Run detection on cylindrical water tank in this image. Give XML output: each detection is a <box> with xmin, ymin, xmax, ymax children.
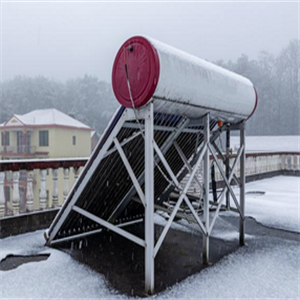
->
<box><xmin>112</xmin><ymin>36</ymin><xmax>257</xmax><ymax>123</ymax></box>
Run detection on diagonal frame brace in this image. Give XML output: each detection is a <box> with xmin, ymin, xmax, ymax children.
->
<box><xmin>107</xmin><ymin>117</ymin><xmax>191</xmax><ymax>223</ymax></box>
<box><xmin>72</xmin><ymin>205</ymin><xmax>146</xmax><ymax>248</ymax></box>
<box><xmin>208</xmin><ymin>143</ymin><xmax>245</xmax><ymax>235</ymax></box>
<box><xmin>208</xmin><ymin>186</ymin><xmax>228</xmax><ymax>235</ymax></box>
<box><xmin>152</xmin><ymin>140</ymin><xmax>182</xmax><ymax>189</ymax></box>
<box><xmin>173</xmin><ymin>141</ymin><xmax>203</xmax><ymax>190</ymax></box>
<box><xmin>104</xmin><ymin>131</ymin><xmax>144</xmax><ymax>159</ymax></box>
<box><xmin>183</xmin><ymin>195</ymin><xmax>207</xmax><ymax>233</ymax></box>
<box><xmin>211</xmin><ymin>140</ymin><xmax>240</xmax><ymax>187</ymax></box>
<box><xmin>153</xmin><ymin>140</ymin><xmax>207</xmax><ymax>234</ymax></box>
<box><xmin>208</xmin><ymin>142</ymin><xmax>244</xmax><ymax>218</ymax></box>
<box><xmin>50</xmin><ymin>219</ymin><xmax>143</xmax><ymax>245</ymax></box>
<box><xmin>113</xmin><ymin>137</ymin><xmax>145</xmax><ymax>206</ymax></box>
<box><xmin>153</xmin><ymin>144</ymin><xmax>208</xmax><ymax>258</ymax></box>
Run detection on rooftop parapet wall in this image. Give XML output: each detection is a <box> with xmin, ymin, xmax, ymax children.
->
<box><xmin>0</xmin><ymin>151</ymin><xmax>299</xmax><ymax>238</ymax></box>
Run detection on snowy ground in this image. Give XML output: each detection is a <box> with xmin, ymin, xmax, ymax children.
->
<box><xmin>231</xmin><ymin>135</ymin><xmax>300</xmax><ymax>152</ymax></box>
<box><xmin>0</xmin><ymin>232</ymin><xmax>121</xmax><ymax>299</ymax></box>
<box><xmin>1</xmin><ymin>176</ymin><xmax>299</xmax><ymax>299</ymax></box>
<box><xmin>242</xmin><ymin>176</ymin><xmax>300</xmax><ymax>233</ymax></box>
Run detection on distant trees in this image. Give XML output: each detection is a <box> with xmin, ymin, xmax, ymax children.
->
<box><xmin>215</xmin><ymin>40</ymin><xmax>299</xmax><ymax>135</ymax></box>
<box><xmin>0</xmin><ymin>40</ymin><xmax>299</xmax><ymax>136</ymax></box>
<box><xmin>0</xmin><ymin>75</ymin><xmax>119</xmax><ymax>134</ymax></box>
<box><xmin>59</xmin><ymin>75</ymin><xmax>119</xmax><ymax>134</ymax></box>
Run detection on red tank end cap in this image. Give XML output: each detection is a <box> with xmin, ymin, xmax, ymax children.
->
<box><xmin>112</xmin><ymin>36</ymin><xmax>160</xmax><ymax>108</ymax></box>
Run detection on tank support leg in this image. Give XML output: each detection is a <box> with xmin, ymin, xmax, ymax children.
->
<box><xmin>203</xmin><ymin>113</ymin><xmax>210</xmax><ymax>264</ymax></box>
<box><xmin>226</xmin><ymin>128</ymin><xmax>231</xmax><ymax>210</ymax></box>
<box><xmin>145</xmin><ymin>103</ymin><xmax>155</xmax><ymax>294</ymax></box>
<box><xmin>239</xmin><ymin>121</ymin><xmax>246</xmax><ymax>246</ymax></box>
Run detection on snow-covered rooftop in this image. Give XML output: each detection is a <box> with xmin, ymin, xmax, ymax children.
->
<box><xmin>0</xmin><ymin>176</ymin><xmax>299</xmax><ymax>298</ymax></box>
<box><xmin>1</xmin><ymin>109</ymin><xmax>91</xmax><ymax>130</ymax></box>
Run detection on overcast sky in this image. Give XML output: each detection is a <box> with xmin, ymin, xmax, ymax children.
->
<box><xmin>1</xmin><ymin>1</ymin><xmax>299</xmax><ymax>83</ymax></box>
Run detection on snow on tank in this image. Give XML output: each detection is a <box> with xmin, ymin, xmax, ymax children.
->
<box><xmin>112</xmin><ymin>36</ymin><xmax>257</xmax><ymax>123</ymax></box>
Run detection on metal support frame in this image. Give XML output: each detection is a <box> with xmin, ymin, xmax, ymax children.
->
<box><xmin>212</xmin><ymin>140</ymin><xmax>240</xmax><ymax>187</ymax></box>
<box><xmin>153</xmin><ymin>114</ymin><xmax>247</xmax><ymax>267</ymax></box>
<box><xmin>46</xmin><ymin>104</ymin><xmax>247</xmax><ymax>295</ymax></box>
<box><xmin>208</xmin><ymin>143</ymin><xmax>244</xmax><ymax>218</ymax></box>
<box><xmin>145</xmin><ymin>103</ymin><xmax>155</xmax><ymax>294</ymax></box>
<box><xmin>239</xmin><ymin>121</ymin><xmax>246</xmax><ymax>246</ymax></box>
<box><xmin>226</xmin><ymin>129</ymin><xmax>230</xmax><ymax>210</ymax></box>
<box><xmin>107</xmin><ymin>117</ymin><xmax>190</xmax><ymax>223</ymax></box>
<box><xmin>173</xmin><ymin>141</ymin><xmax>202</xmax><ymax>189</ymax></box>
<box><xmin>123</xmin><ymin>122</ymin><xmax>199</xmax><ymax>134</ymax></box>
<box><xmin>50</xmin><ymin>219</ymin><xmax>143</xmax><ymax>245</ymax></box>
<box><xmin>73</xmin><ymin>206</ymin><xmax>146</xmax><ymax>247</ymax></box>
<box><xmin>208</xmin><ymin>143</ymin><xmax>244</xmax><ymax>234</ymax></box>
<box><xmin>114</xmin><ymin>137</ymin><xmax>145</xmax><ymax>206</ymax></box>
<box><xmin>203</xmin><ymin>114</ymin><xmax>210</xmax><ymax>264</ymax></box>
<box><xmin>153</xmin><ymin>143</ymin><xmax>208</xmax><ymax>259</ymax></box>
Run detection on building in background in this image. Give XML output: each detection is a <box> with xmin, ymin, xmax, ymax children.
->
<box><xmin>0</xmin><ymin>108</ymin><xmax>92</xmax><ymax>213</ymax></box>
<box><xmin>0</xmin><ymin>108</ymin><xmax>92</xmax><ymax>159</ymax></box>
<box><xmin>91</xmin><ymin>130</ymin><xmax>100</xmax><ymax>152</ymax></box>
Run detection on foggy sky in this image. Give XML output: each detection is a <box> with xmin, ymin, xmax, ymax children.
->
<box><xmin>1</xmin><ymin>1</ymin><xmax>299</xmax><ymax>83</ymax></box>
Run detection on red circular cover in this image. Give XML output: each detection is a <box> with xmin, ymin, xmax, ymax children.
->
<box><xmin>112</xmin><ymin>36</ymin><xmax>160</xmax><ymax>108</ymax></box>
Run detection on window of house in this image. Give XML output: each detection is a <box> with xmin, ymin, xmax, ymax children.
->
<box><xmin>1</xmin><ymin>132</ymin><xmax>10</xmax><ymax>146</ymax></box>
<box><xmin>39</xmin><ymin>130</ymin><xmax>49</xmax><ymax>147</ymax></box>
<box><xmin>72</xmin><ymin>136</ymin><xmax>76</xmax><ymax>145</ymax></box>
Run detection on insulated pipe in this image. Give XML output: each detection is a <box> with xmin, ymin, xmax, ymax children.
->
<box><xmin>112</xmin><ymin>36</ymin><xmax>257</xmax><ymax>123</ymax></box>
